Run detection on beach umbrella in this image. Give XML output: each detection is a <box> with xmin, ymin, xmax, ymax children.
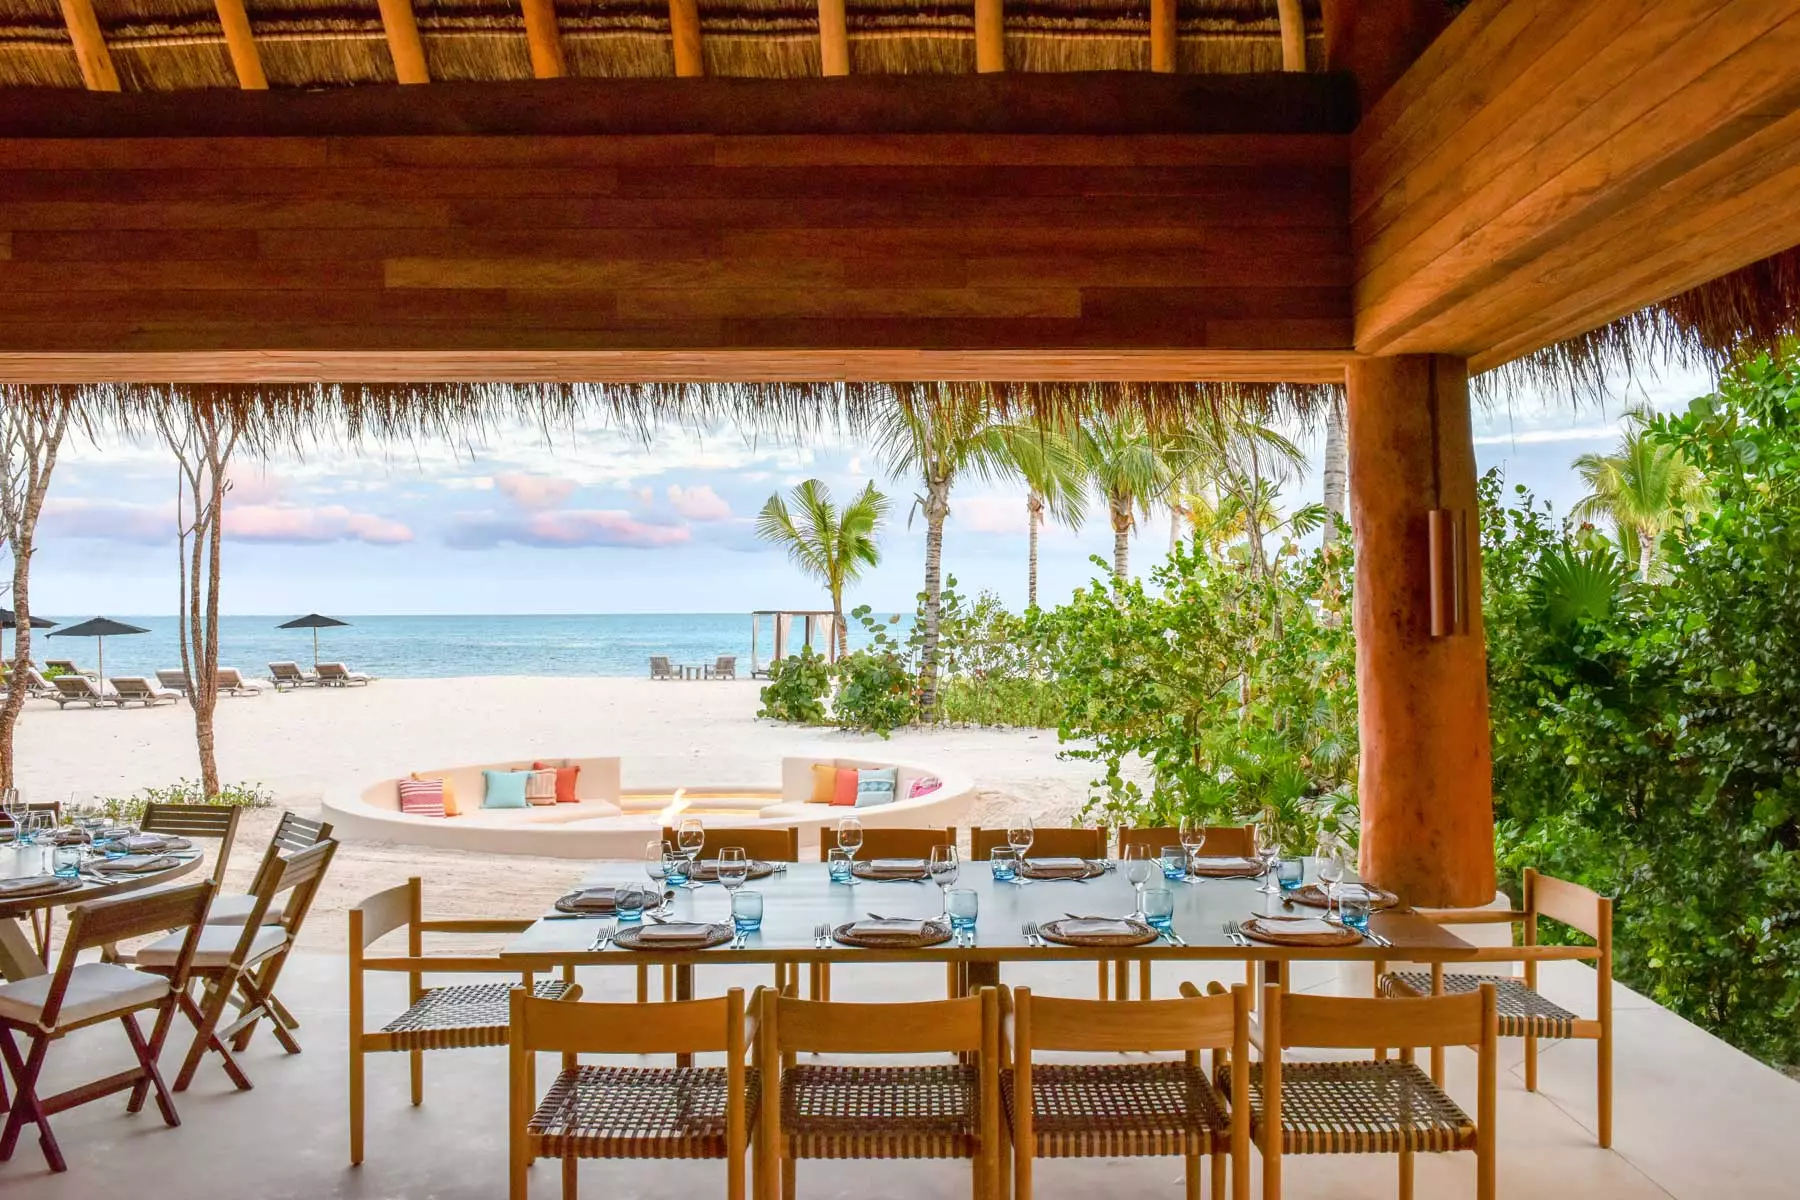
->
<box><xmin>277</xmin><ymin>613</ymin><xmax>349</xmax><ymax>667</ymax></box>
<box><xmin>47</xmin><ymin>616</ymin><xmax>150</xmax><ymax>683</ymax></box>
<box><xmin>0</xmin><ymin>608</ymin><xmax>56</xmax><ymax>669</ymax></box>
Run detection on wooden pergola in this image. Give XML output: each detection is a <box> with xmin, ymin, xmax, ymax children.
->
<box><xmin>3</xmin><ymin>0</ymin><xmax>1797</xmax><ymax>907</ymax></box>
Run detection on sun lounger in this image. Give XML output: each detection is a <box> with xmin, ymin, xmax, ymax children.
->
<box><xmin>51</xmin><ymin>675</ymin><xmax>116</xmax><ymax>708</ymax></box>
<box><xmin>705</xmin><ymin>654</ymin><xmax>738</xmax><ymax>680</ymax></box>
<box><xmin>316</xmin><ymin>661</ymin><xmax>372</xmax><ymax>687</ymax></box>
<box><xmin>156</xmin><ymin>668</ymin><xmax>193</xmax><ymax>695</ymax></box>
<box><xmin>25</xmin><ymin>666</ymin><xmax>55</xmax><ymax>697</ymax></box>
<box><xmin>217</xmin><ymin>666</ymin><xmax>264</xmax><ymax>696</ymax></box>
<box><xmin>268</xmin><ymin>661</ymin><xmax>319</xmax><ymax>691</ymax></box>
<box><xmin>45</xmin><ymin>658</ymin><xmax>97</xmax><ymax>680</ymax></box>
<box><xmin>111</xmin><ymin>676</ymin><xmax>182</xmax><ymax>707</ymax></box>
<box><xmin>650</xmin><ymin>655</ymin><xmax>675</xmax><ymax>681</ymax></box>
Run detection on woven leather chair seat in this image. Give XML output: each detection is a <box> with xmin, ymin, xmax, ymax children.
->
<box><xmin>1221</xmin><ymin>1060</ymin><xmax>1476</xmax><ymax>1154</ymax></box>
<box><xmin>782</xmin><ymin>1064</ymin><xmax>981</xmax><ymax>1159</ymax></box>
<box><xmin>1001</xmin><ymin>1062</ymin><xmax>1230</xmax><ymax>1157</ymax></box>
<box><xmin>1379</xmin><ymin>972</ymin><xmax>1580</xmax><ymax>1039</ymax></box>
<box><xmin>379</xmin><ymin>980</ymin><xmax>577</xmax><ymax>1051</ymax></box>
<box><xmin>527</xmin><ymin>1065</ymin><xmax>760</xmax><ymax>1159</ymax></box>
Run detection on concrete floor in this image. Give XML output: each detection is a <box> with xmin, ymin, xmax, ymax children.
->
<box><xmin>0</xmin><ymin>953</ymin><xmax>1793</xmax><ymax>1199</ymax></box>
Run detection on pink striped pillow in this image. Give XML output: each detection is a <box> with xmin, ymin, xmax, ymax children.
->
<box><xmin>397</xmin><ymin>777</ymin><xmax>447</xmax><ymax>818</ymax></box>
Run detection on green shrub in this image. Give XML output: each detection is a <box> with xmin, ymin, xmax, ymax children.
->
<box><xmin>756</xmin><ymin>648</ymin><xmax>830</xmax><ymax>725</ymax></box>
<box><xmin>77</xmin><ymin>779</ymin><xmax>273</xmax><ymax>826</ymax></box>
<box><xmin>831</xmin><ymin>648</ymin><xmax>916</xmax><ymax>737</ymax></box>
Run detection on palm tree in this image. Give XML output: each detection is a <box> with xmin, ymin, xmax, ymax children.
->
<box><xmin>990</xmin><ymin>423</ymin><xmax>1086</xmax><ymax>608</ymax></box>
<box><xmin>1166</xmin><ymin>409</ymin><xmax>1307</xmax><ymax>576</ymax></box>
<box><xmin>1077</xmin><ymin>412</ymin><xmax>1173</xmax><ymax>579</ymax></box>
<box><xmin>755</xmin><ymin>479</ymin><xmax>889</xmax><ymax>658</ymax></box>
<box><xmin>1572</xmin><ymin>410</ymin><xmax>1705</xmax><ymax>580</ymax></box>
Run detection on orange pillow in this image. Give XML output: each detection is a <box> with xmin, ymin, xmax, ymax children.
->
<box><xmin>534</xmin><ymin>761</ymin><xmax>582</xmax><ymax>804</ymax></box>
<box><xmin>830</xmin><ymin>767</ymin><xmax>859</xmax><ymax>807</ymax></box>
<box><xmin>410</xmin><ymin>773</ymin><xmax>459</xmax><ymax>817</ymax></box>
<box><xmin>808</xmin><ymin>763</ymin><xmax>837</xmax><ymax>804</ymax></box>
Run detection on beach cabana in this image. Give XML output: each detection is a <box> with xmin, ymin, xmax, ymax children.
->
<box><xmin>750</xmin><ymin>610</ymin><xmax>839</xmax><ymax>678</ymax></box>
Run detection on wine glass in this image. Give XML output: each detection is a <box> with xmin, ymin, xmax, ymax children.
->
<box><xmin>1254</xmin><ymin>822</ymin><xmax>1282</xmax><ymax>896</ymax></box>
<box><xmin>928</xmin><ymin>845</ymin><xmax>960</xmax><ymax>916</ymax></box>
<box><xmin>717</xmin><ymin>847</ymin><xmax>749</xmax><ymax>896</ymax></box>
<box><xmin>1121</xmin><ymin>843</ymin><xmax>1155</xmax><ymax>919</ymax></box>
<box><xmin>1178</xmin><ymin>815</ymin><xmax>1207</xmax><ymax>880</ymax></box>
<box><xmin>1006</xmin><ymin>814</ymin><xmax>1035</xmax><ymax>882</ymax></box>
<box><xmin>676</xmin><ymin>817</ymin><xmax>705</xmax><ymax>884</ymax></box>
<box><xmin>1316</xmin><ymin>835</ymin><xmax>1348</xmax><ymax>922</ymax></box>
<box><xmin>836</xmin><ymin>817</ymin><xmax>864</xmax><ymax>886</ymax></box>
<box><xmin>0</xmin><ymin>789</ymin><xmax>20</xmax><ymax>851</ymax></box>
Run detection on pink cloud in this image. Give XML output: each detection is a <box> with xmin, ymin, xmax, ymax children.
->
<box><xmin>666</xmin><ymin>484</ymin><xmax>732</xmax><ymax>522</ymax></box>
<box><xmin>494</xmin><ymin>473</ymin><xmax>578</xmax><ymax>510</ymax></box>
<box><xmin>227</xmin><ymin>472</ymin><xmax>283</xmax><ymax>506</ymax></box>
<box><xmin>450</xmin><ymin>509</ymin><xmax>689</xmax><ymax>550</ymax></box>
<box><xmin>39</xmin><ymin>497</ymin><xmax>175</xmax><ymax>544</ymax></box>
<box><xmin>224</xmin><ymin>504</ymin><xmax>414</xmax><ymax>545</ymax></box>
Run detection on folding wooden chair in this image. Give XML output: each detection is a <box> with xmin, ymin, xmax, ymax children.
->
<box><xmin>204</xmin><ymin>809</ymin><xmax>334</xmax><ymax>927</ymax></box>
<box><xmin>757</xmin><ymin>986</ymin><xmax>1002</xmax><ymax>1200</ymax></box>
<box><xmin>349</xmin><ymin>877</ymin><xmax>581</xmax><ymax>1165</ymax></box>
<box><xmin>1010</xmin><ymin>984</ymin><xmax>1251</xmax><ymax>1200</ymax></box>
<box><xmin>0</xmin><ymin>881</ymin><xmax>214</xmax><ymax>1173</ymax></box>
<box><xmin>133</xmin><ymin>837</ymin><xmax>336</xmax><ymax>1092</ymax></box>
<box><xmin>811</xmin><ymin>825</ymin><xmax>958</xmax><ymax>1001</ymax></box>
<box><xmin>1377</xmin><ymin>867</ymin><xmax>1614</xmax><ymax>1146</ymax></box>
<box><xmin>1233</xmin><ymin>983</ymin><xmax>1499</xmax><ymax>1200</ymax></box>
<box><xmin>644</xmin><ymin>825</ymin><xmax>800</xmax><ymax>1003</ymax></box>
<box><xmin>1118</xmin><ymin>825</ymin><xmax>1259</xmax><ymax>999</ymax></box>
<box><xmin>138</xmin><ymin>801</ymin><xmax>243</xmax><ymax>883</ymax></box>
<box><xmin>509</xmin><ymin>986</ymin><xmax>757</xmax><ymax>1200</ymax></box>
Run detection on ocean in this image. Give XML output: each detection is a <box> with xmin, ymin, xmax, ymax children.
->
<box><xmin>12</xmin><ymin>613</ymin><xmax>897</xmax><ymax>681</ymax></box>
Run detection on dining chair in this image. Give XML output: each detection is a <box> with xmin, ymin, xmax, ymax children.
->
<box><xmin>812</xmin><ymin>825</ymin><xmax>959</xmax><ymax>1001</ymax></box>
<box><xmin>133</xmin><ymin>837</ymin><xmax>337</xmax><ymax>1092</ymax></box>
<box><xmin>1228</xmin><ymin>981</ymin><xmax>1498</xmax><ymax>1200</ymax></box>
<box><xmin>139</xmin><ymin>801</ymin><xmax>243</xmax><ymax>884</ymax></box>
<box><xmin>1008</xmin><ymin>984</ymin><xmax>1251</xmax><ymax>1200</ymax></box>
<box><xmin>203</xmin><ymin>809</ymin><xmax>334</xmax><ymax>927</ymax></box>
<box><xmin>348</xmin><ymin>877</ymin><xmax>581</xmax><ymax>1166</ymax></box>
<box><xmin>1377</xmin><ymin>867</ymin><xmax>1614</xmax><ymax>1146</ymax></box>
<box><xmin>508</xmin><ymin>986</ymin><xmax>757</xmax><ymax>1200</ymax></box>
<box><xmin>0</xmin><ymin>880</ymin><xmax>214</xmax><ymax>1173</ymax></box>
<box><xmin>1117</xmin><ymin>824</ymin><xmax>1258</xmax><ymax>1001</ymax></box>
<box><xmin>646</xmin><ymin>825</ymin><xmax>800</xmax><ymax>1003</ymax></box>
<box><xmin>757</xmin><ymin>986</ymin><xmax>1003</xmax><ymax>1200</ymax></box>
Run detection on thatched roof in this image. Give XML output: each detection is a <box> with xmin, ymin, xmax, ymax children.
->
<box><xmin>0</xmin><ymin>0</ymin><xmax>1323</xmax><ymax>90</ymax></box>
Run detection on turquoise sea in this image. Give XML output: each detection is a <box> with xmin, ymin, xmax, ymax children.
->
<box><xmin>17</xmin><ymin>613</ymin><xmax>896</xmax><ymax>681</ymax></box>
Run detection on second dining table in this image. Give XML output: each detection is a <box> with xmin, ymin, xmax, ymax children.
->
<box><xmin>0</xmin><ymin>839</ymin><xmax>204</xmax><ymax>981</ymax></box>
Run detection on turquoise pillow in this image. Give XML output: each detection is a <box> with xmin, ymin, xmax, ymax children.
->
<box><xmin>482</xmin><ymin>769</ymin><xmax>531</xmax><ymax>809</ymax></box>
<box><xmin>854</xmin><ymin>767</ymin><xmax>898</xmax><ymax>807</ymax></box>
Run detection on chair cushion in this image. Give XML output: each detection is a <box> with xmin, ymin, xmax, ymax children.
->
<box><xmin>135</xmin><ymin>923</ymin><xmax>288</xmax><ymax>969</ymax></box>
<box><xmin>203</xmin><ymin>892</ymin><xmax>286</xmax><ymax>927</ymax></box>
<box><xmin>782</xmin><ymin>1064</ymin><xmax>980</xmax><ymax>1159</ymax></box>
<box><xmin>0</xmin><ymin>963</ymin><xmax>170</xmax><ymax>1027</ymax></box>
<box><xmin>1001</xmin><ymin>1062</ymin><xmax>1230</xmax><ymax>1157</ymax></box>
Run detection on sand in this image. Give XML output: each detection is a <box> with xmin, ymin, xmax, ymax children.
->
<box><xmin>10</xmin><ymin>676</ymin><xmax>1115</xmax><ymax>949</ymax></box>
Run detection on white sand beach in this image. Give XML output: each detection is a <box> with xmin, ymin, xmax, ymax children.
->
<box><xmin>10</xmin><ymin>677</ymin><xmax>1107</xmax><ymax>947</ymax></box>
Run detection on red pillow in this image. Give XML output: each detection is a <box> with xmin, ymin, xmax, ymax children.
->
<box><xmin>830</xmin><ymin>767</ymin><xmax>860</xmax><ymax>806</ymax></box>
<box><xmin>397</xmin><ymin>777</ymin><xmax>447</xmax><ymax>818</ymax></box>
<box><xmin>533</xmin><ymin>761</ymin><xmax>582</xmax><ymax>804</ymax></box>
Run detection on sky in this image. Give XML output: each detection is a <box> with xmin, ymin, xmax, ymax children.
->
<box><xmin>21</xmin><ymin>354</ymin><xmax>1718</xmax><ymax>618</ymax></box>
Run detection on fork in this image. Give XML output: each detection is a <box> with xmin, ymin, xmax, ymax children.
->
<box><xmin>1164</xmin><ymin>926</ymin><xmax>1188</xmax><ymax>947</ymax></box>
<box><xmin>813</xmin><ymin>922</ymin><xmax>829</xmax><ymax>949</ymax></box>
<box><xmin>590</xmin><ymin>920</ymin><xmax>617</xmax><ymax>953</ymax></box>
<box><xmin>1021</xmin><ymin>921</ymin><xmax>1040</xmax><ymax>947</ymax></box>
<box><xmin>1222</xmin><ymin>920</ymin><xmax>1246</xmax><ymax>948</ymax></box>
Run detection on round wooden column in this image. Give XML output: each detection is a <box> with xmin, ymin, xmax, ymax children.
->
<box><xmin>1347</xmin><ymin>354</ymin><xmax>1495</xmax><ymax>908</ymax></box>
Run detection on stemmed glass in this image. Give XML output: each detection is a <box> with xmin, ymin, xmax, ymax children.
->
<box><xmin>1178</xmin><ymin>815</ymin><xmax>1207</xmax><ymax>880</ymax></box>
<box><xmin>676</xmin><ymin>818</ymin><xmax>705</xmax><ymax>887</ymax></box>
<box><xmin>1006</xmin><ymin>814</ymin><xmax>1035</xmax><ymax>884</ymax></box>
<box><xmin>25</xmin><ymin>811</ymin><xmax>54</xmax><ymax>872</ymax></box>
<box><xmin>928</xmin><ymin>845</ymin><xmax>960</xmax><ymax>916</ymax></box>
<box><xmin>836</xmin><ymin>817</ymin><xmax>863</xmax><ymax>886</ymax></box>
<box><xmin>1316</xmin><ymin>834</ymin><xmax>1348</xmax><ymax>922</ymax></box>
<box><xmin>1121</xmin><ymin>843</ymin><xmax>1155</xmax><ymax>919</ymax></box>
<box><xmin>716</xmin><ymin>847</ymin><xmax>749</xmax><ymax>896</ymax></box>
<box><xmin>645</xmin><ymin>838</ymin><xmax>672</xmax><ymax>900</ymax></box>
<box><xmin>1254</xmin><ymin>823</ymin><xmax>1282</xmax><ymax>895</ymax></box>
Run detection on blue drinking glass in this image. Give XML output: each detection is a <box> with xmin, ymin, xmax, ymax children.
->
<box><xmin>1142</xmin><ymin>886</ymin><xmax>1175</xmax><ymax>930</ymax></box>
<box><xmin>663</xmin><ymin>852</ymin><xmax>689</xmax><ymax>888</ymax></box>
<box><xmin>827</xmin><ymin>848</ymin><xmax>853</xmax><ymax>884</ymax></box>
<box><xmin>1159</xmin><ymin>846</ymin><xmax>1188</xmax><ymax>881</ymax></box>
<box><xmin>989</xmin><ymin>846</ymin><xmax>1018</xmax><ymax>883</ymax></box>
<box><xmin>614</xmin><ymin>888</ymin><xmax>646</xmax><ymax>923</ymax></box>
<box><xmin>1339</xmin><ymin>888</ymin><xmax>1372</xmax><ymax>932</ymax></box>
<box><xmin>1277</xmin><ymin>857</ymin><xmax>1304</xmax><ymax>892</ymax></box>
<box><xmin>731</xmin><ymin>890</ymin><xmax>763</xmax><ymax>934</ymax></box>
<box><xmin>946</xmin><ymin>888</ymin><xmax>979</xmax><ymax>935</ymax></box>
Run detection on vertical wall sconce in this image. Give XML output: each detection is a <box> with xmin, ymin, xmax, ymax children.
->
<box><xmin>1428</xmin><ymin>508</ymin><xmax>1468</xmax><ymax>638</ymax></box>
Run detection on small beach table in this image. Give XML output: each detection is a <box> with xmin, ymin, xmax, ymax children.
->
<box><xmin>0</xmin><ymin>848</ymin><xmax>202</xmax><ymax>980</ymax></box>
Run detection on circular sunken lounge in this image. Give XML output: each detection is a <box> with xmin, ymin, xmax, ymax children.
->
<box><xmin>323</xmin><ymin>753</ymin><xmax>975</xmax><ymax>859</ymax></box>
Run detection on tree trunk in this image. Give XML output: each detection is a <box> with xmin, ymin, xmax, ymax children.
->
<box><xmin>1322</xmin><ymin>398</ymin><xmax>1349</xmax><ymax>546</ymax></box>
<box><xmin>165</xmin><ymin>405</ymin><xmax>237</xmax><ymax>803</ymax></box>
<box><xmin>0</xmin><ymin>404</ymin><xmax>68</xmax><ymax>791</ymax></box>
<box><xmin>1026</xmin><ymin>492</ymin><xmax>1043</xmax><ymax>608</ymax></box>
<box><xmin>916</xmin><ymin>476</ymin><xmax>950</xmax><ymax>717</ymax></box>
<box><xmin>831</xmin><ymin>582</ymin><xmax>849</xmax><ymax>659</ymax></box>
<box><xmin>1110</xmin><ymin>494</ymin><xmax>1132</xmax><ymax>578</ymax></box>
<box><xmin>1638</xmin><ymin>526</ymin><xmax>1656</xmax><ymax>581</ymax></box>
<box><xmin>191</xmin><ymin>465</ymin><xmax>226</xmax><ymax>799</ymax></box>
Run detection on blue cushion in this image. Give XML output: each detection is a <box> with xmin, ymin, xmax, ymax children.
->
<box><xmin>854</xmin><ymin>767</ymin><xmax>898</xmax><ymax>807</ymax></box>
<box><xmin>481</xmin><ymin>769</ymin><xmax>531</xmax><ymax>809</ymax></box>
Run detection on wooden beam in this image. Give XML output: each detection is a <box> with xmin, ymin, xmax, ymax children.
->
<box><xmin>1149</xmin><ymin>0</ymin><xmax>1176</xmax><ymax>74</ymax></box>
<box><xmin>975</xmin><ymin>0</ymin><xmax>1004</xmax><ymax>73</ymax></box>
<box><xmin>670</xmin><ymin>0</ymin><xmax>704</xmax><ymax>77</ymax></box>
<box><xmin>213</xmin><ymin>0</ymin><xmax>268</xmax><ymax>89</ymax></box>
<box><xmin>56</xmin><ymin>0</ymin><xmax>120</xmax><ymax>92</ymax></box>
<box><xmin>374</xmin><ymin>0</ymin><xmax>430</xmax><ymax>85</ymax></box>
<box><xmin>520</xmin><ymin>0</ymin><xmax>567</xmax><ymax>79</ymax></box>
<box><xmin>818</xmin><ymin>0</ymin><xmax>849</xmax><ymax>76</ymax></box>
<box><xmin>1320</xmin><ymin>0</ymin><xmax>1446</xmax><ymax>108</ymax></box>
<box><xmin>1276</xmin><ymin>0</ymin><xmax>1306</xmax><ymax>71</ymax></box>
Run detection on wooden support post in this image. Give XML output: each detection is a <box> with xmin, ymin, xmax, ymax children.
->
<box><xmin>1275</xmin><ymin>0</ymin><xmax>1305</xmax><ymax>71</ymax></box>
<box><xmin>375</xmin><ymin>0</ymin><xmax>430</xmax><ymax>84</ymax></box>
<box><xmin>213</xmin><ymin>0</ymin><xmax>268</xmax><ymax>89</ymax></box>
<box><xmin>1319</xmin><ymin>0</ymin><xmax>1447</xmax><ymax>108</ymax></box>
<box><xmin>669</xmin><ymin>0</ymin><xmax>703</xmax><ymax>77</ymax></box>
<box><xmin>56</xmin><ymin>0</ymin><xmax>120</xmax><ymax>91</ymax></box>
<box><xmin>1346</xmin><ymin>354</ymin><xmax>1496</xmax><ymax>908</ymax></box>
<box><xmin>818</xmin><ymin>0</ymin><xmax>849</xmax><ymax>76</ymax></box>
<box><xmin>1148</xmin><ymin>0</ymin><xmax>1175</xmax><ymax>74</ymax></box>
<box><xmin>974</xmin><ymin>0</ymin><xmax>1003</xmax><ymax>73</ymax></box>
<box><xmin>521</xmin><ymin>0</ymin><xmax>567</xmax><ymax>79</ymax></box>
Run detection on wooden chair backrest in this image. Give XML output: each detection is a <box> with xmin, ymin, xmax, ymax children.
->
<box><xmin>1118</xmin><ymin>824</ymin><xmax>1255</xmax><ymax>858</ymax></box>
<box><xmin>350</xmin><ymin>877</ymin><xmax>420</xmax><ymax>951</ymax></box>
<box><xmin>44</xmin><ymin>881</ymin><xmax>215</xmax><ymax>1026</ymax></box>
<box><xmin>1269</xmin><ymin>982</ymin><xmax>1495</xmax><ymax>1050</ymax></box>
<box><xmin>969</xmin><ymin>826</ymin><xmax>1106</xmax><ymax>860</ymax></box>
<box><xmin>141</xmin><ymin>802</ymin><xmax>243</xmax><ymax>882</ymax></box>
<box><xmin>820</xmin><ymin>826</ymin><xmax>956</xmax><ymax>859</ymax></box>
<box><xmin>1525</xmin><ymin>868</ymin><xmax>1611</xmax><ymax>945</ymax></box>
<box><xmin>222</xmin><ymin>838</ymin><xmax>336</xmax><ymax>968</ymax></box>
<box><xmin>514</xmin><ymin>987</ymin><xmax>744</xmax><ymax>1057</ymax></box>
<box><xmin>247</xmin><ymin>810</ymin><xmax>334</xmax><ymax>896</ymax></box>
<box><xmin>768</xmin><ymin>989</ymin><xmax>996</xmax><ymax>1055</ymax></box>
<box><xmin>1015</xmin><ymin>984</ymin><xmax>1247</xmax><ymax>1053</ymax></box>
<box><xmin>662</xmin><ymin>825</ymin><xmax>800</xmax><ymax>862</ymax></box>
<box><xmin>0</xmin><ymin>799</ymin><xmax>62</xmax><ymax>830</ymax></box>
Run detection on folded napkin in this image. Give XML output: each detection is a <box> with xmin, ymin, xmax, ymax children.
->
<box><xmin>868</xmin><ymin>858</ymin><xmax>928</xmax><ymax>873</ymax></box>
<box><xmin>1030</xmin><ymin>857</ymin><xmax>1090</xmax><ymax>871</ymax></box>
<box><xmin>1195</xmin><ymin>856</ymin><xmax>1261</xmax><ymax>870</ymax></box>
<box><xmin>0</xmin><ymin>874</ymin><xmax>75</xmax><ymax>898</ymax></box>
<box><xmin>561</xmin><ymin>887</ymin><xmax>651</xmax><ymax>913</ymax></box>
<box><xmin>1256</xmin><ymin>917</ymin><xmax>1337</xmax><ymax>937</ymax></box>
<box><xmin>92</xmin><ymin>854</ymin><xmax>179</xmax><ymax>874</ymax></box>
<box><xmin>849</xmin><ymin>918</ymin><xmax>930</xmax><ymax>938</ymax></box>
<box><xmin>635</xmin><ymin>922</ymin><xmax>716</xmax><ymax>944</ymax></box>
<box><xmin>113</xmin><ymin>834</ymin><xmax>191</xmax><ymax>854</ymax></box>
<box><xmin>1057</xmin><ymin>918</ymin><xmax>1139</xmax><ymax>937</ymax></box>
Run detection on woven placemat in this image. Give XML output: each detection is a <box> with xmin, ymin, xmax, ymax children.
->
<box><xmin>0</xmin><ymin>874</ymin><xmax>82</xmax><ymax>900</ymax></box>
<box><xmin>554</xmin><ymin>885</ymin><xmax>663</xmax><ymax>915</ymax></box>
<box><xmin>613</xmin><ymin>922</ymin><xmax>732</xmax><ymax>952</ymax></box>
<box><xmin>1188</xmin><ymin>857</ymin><xmax>1265</xmax><ymax>879</ymax></box>
<box><xmin>684</xmin><ymin>859</ymin><xmax>777</xmax><ymax>883</ymax></box>
<box><xmin>833</xmin><ymin>920</ymin><xmax>952</xmax><ymax>949</ymax></box>
<box><xmin>1291</xmin><ymin>883</ymin><xmax>1401</xmax><ymax>911</ymax></box>
<box><xmin>1039</xmin><ymin>917</ymin><xmax>1158</xmax><ymax>947</ymax></box>
<box><xmin>1019</xmin><ymin>858</ymin><xmax>1107</xmax><ymax>881</ymax></box>
<box><xmin>852</xmin><ymin>860</ymin><xmax>931</xmax><ymax>881</ymax></box>
<box><xmin>1241</xmin><ymin>916</ymin><xmax>1363</xmax><ymax>947</ymax></box>
<box><xmin>91</xmin><ymin>854</ymin><xmax>182</xmax><ymax>875</ymax></box>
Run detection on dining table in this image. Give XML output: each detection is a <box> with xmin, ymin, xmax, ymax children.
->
<box><xmin>0</xmin><ymin>840</ymin><xmax>204</xmax><ymax>981</ymax></box>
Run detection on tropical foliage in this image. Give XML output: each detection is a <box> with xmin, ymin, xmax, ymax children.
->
<box><xmin>76</xmin><ymin>779</ymin><xmax>272</xmax><ymax>826</ymax></box>
<box><xmin>1571</xmin><ymin>407</ymin><xmax>1706</xmax><ymax>579</ymax></box>
<box><xmin>755</xmin><ymin>646</ymin><xmax>831</xmax><ymax>725</ymax></box>
<box><xmin>754</xmin><ymin>478</ymin><xmax>890</xmax><ymax>657</ymax></box>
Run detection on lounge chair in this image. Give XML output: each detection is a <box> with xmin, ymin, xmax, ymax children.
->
<box><xmin>316</xmin><ymin>661</ymin><xmax>372</xmax><ymax>687</ymax></box>
<box><xmin>156</xmin><ymin>668</ymin><xmax>193</xmax><ymax>695</ymax></box>
<box><xmin>649</xmin><ymin>655</ymin><xmax>675</xmax><ymax>681</ymax></box>
<box><xmin>217</xmin><ymin>667</ymin><xmax>264</xmax><ymax>696</ymax></box>
<box><xmin>24</xmin><ymin>666</ymin><xmax>56</xmax><ymax>697</ymax></box>
<box><xmin>268</xmin><ymin>661</ymin><xmax>318</xmax><ymax>692</ymax></box>
<box><xmin>45</xmin><ymin>658</ymin><xmax>97</xmax><ymax>680</ymax></box>
<box><xmin>705</xmin><ymin>654</ymin><xmax>737</xmax><ymax>680</ymax></box>
<box><xmin>111</xmin><ymin>677</ymin><xmax>182</xmax><ymax>707</ymax></box>
<box><xmin>51</xmin><ymin>675</ymin><xmax>116</xmax><ymax>708</ymax></box>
